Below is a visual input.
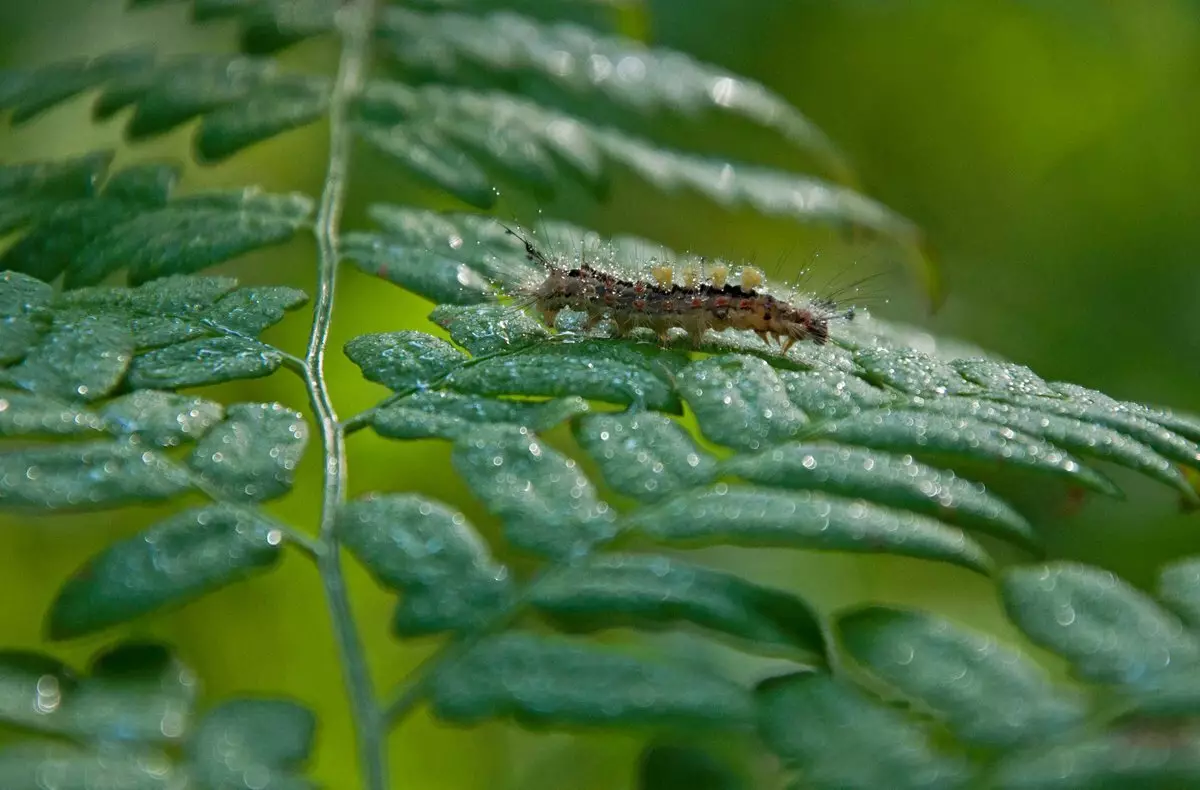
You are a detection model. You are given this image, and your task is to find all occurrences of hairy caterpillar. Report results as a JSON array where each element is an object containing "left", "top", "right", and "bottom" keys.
[{"left": 503, "top": 226, "right": 862, "bottom": 353}]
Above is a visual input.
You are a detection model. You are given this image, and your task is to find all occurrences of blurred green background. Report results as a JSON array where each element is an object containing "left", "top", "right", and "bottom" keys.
[{"left": 2, "top": 0, "right": 1199, "bottom": 787}]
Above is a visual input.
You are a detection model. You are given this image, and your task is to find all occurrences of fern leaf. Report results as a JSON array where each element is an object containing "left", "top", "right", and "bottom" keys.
[
  {"left": 531, "top": 554, "right": 826, "bottom": 657},
  {"left": 371, "top": 390, "right": 587, "bottom": 441},
  {"left": 375, "top": 8, "right": 849, "bottom": 182},
  {"left": 337, "top": 493, "right": 513, "bottom": 636},
  {"left": 837, "top": 606, "right": 1087, "bottom": 748},
  {"left": 429, "top": 632, "right": 756, "bottom": 730},
  {"left": 1002, "top": 562, "right": 1200, "bottom": 686},
  {"left": 452, "top": 425, "right": 618, "bottom": 559},
  {"left": 126, "top": 337, "right": 284, "bottom": 389},
  {"left": 47, "top": 505, "right": 284, "bottom": 639},
  {"left": 101, "top": 391, "right": 225, "bottom": 447},
  {"left": 757, "top": 671, "right": 971, "bottom": 790},
  {"left": 0, "top": 441, "right": 191, "bottom": 510},
  {"left": 188, "top": 402, "right": 308, "bottom": 502},
  {"left": 186, "top": 699, "right": 317, "bottom": 787}
]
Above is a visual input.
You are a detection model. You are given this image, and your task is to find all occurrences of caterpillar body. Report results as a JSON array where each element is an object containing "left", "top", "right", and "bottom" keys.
[{"left": 507, "top": 229, "right": 858, "bottom": 352}]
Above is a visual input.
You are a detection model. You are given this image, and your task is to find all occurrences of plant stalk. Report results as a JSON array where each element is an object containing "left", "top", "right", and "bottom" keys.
[{"left": 306, "top": 0, "right": 385, "bottom": 788}]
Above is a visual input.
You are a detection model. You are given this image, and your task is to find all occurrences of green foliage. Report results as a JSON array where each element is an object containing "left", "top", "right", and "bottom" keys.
[{"left": 2, "top": 1, "right": 1200, "bottom": 789}]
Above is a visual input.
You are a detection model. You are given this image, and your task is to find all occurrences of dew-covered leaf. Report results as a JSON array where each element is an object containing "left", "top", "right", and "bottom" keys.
[
  {"left": 7, "top": 315, "right": 132, "bottom": 402},
  {"left": 371, "top": 390, "right": 587, "bottom": 441},
  {"left": 337, "top": 493, "right": 512, "bottom": 635},
  {"left": 991, "top": 726, "right": 1200, "bottom": 790},
  {"left": 778, "top": 368, "right": 892, "bottom": 420},
  {"left": 376, "top": 9, "right": 849, "bottom": 182},
  {"left": 837, "top": 606, "right": 1086, "bottom": 748},
  {"left": 189, "top": 403, "right": 307, "bottom": 502},
  {"left": 0, "top": 390, "right": 105, "bottom": 437},
  {"left": 572, "top": 411, "right": 717, "bottom": 502},
  {"left": 811, "top": 408, "right": 1119, "bottom": 496},
  {"left": 1001, "top": 563, "right": 1200, "bottom": 686},
  {"left": 430, "top": 632, "right": 755, "bottom": 730},
  {"left": 1159, "top": 556, "right": 1200, "bottom": 631},
  {"left": 998, "top": 391, "right": 1200, "bottom": 475},
  {"left": 204, "top": 285, "right": 308, "bottom": 335},
  {"left": 366, "top": 204, "right": 541, "bottom": 290},
  {"left": 721, "top": 443, "right": 1037, "bottom": 550},
  {"left": 452, "top": 425, "right": 616, "bottom": 558},
  {"left": 344, "top": 331, "right": 467, "bottom": 392},
  {"left": 951, "top": 359, "right": 1058, "bottom": 398},
  {"left": 922, "top": 398, "right": 1196, "bottom": 503},
  {"left": 126, "top": 337, "right": 284, "bottom": 389},
  {"left": 447, "top": 340, "right": 685, "bottom": 412},
  {"left": 532, "top": 553, "right": 824, "bottom": 655},
  {"left": 627, "top": 485, "right": 992, "bottom": 575},
  {"left": 430, "top": 303, "right": 551, "bottom": 356},
  {"left": 0, "top": 642, "right": 196, "bottom": 744},
  {"left": 342, "top": 232, "right": 493, "bottom": 305},
  {"left": 676, "top": 355, "right": 808, "bottom": 451},
  {"left": 357, "top": 121, "right": 497, "bottom": 208},
  {"left": 0, "top": 441, "right": 190, "bottom": 509},
  {"left": 187, "top": 699, "right": 315, "bottom": 788},
  {"left": 855, "top": 347, "right": 975, "bottom": 397},
  {"left": 101, "top": 391, "right": 224, "bottom": 447},
  {"left": 757, "top": 671, "right": 970, "bottom": 790},
  {"left": 0, "top": 151, "right": 111, "bottom": 235},
  {"left": 0, "top": 49, "right": 154, "bottom": 123},
  {"left": 0, "top": 270, "right": 52, "bottom": 364},
  {"left": 48, "top": 505, "right": 283, "bottom": 639},
  {"left": 196, "top": 76, "right": 330, "bottom": 162},
  {"left": 63, "top": 189, "right": 313, "bottom": 288},
  {"left": 0, "top": 742, "right": 180, "bottom": 790}
]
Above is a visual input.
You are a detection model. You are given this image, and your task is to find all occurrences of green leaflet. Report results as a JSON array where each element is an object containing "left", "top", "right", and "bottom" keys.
[
  {"left": 196, "top": 76, "right": 331, "bottom": 162},
  {"left": 375, "top": 8, "right": 849, "bottom": 183},
  {"left": 0, "top": 441, "right": 191, "bottom": 509},
  {"left": 0, "top": 390, "right": 106, "bottom": 437},
  {"left": 0, "top": 151, "right": 110, "bottom": 236},
  {"left": 757, "top": 672, "right": 970, "bottom": 790},
  {"left": 838, "top": 606, "right": 1086, "bottom": 748},
  {"left": 991, "top": 727, "right": 1200, "bottom": 790},
  {"left": 371, "top": 390, "right": 587, "bottom": 441},
  {"left": 0, "top": 50, "right": 154, "bottom": 124},
  {"left": 187, "top": 699, "right": 317, "bottom": 788},
  {"left": 100, "top": 391, "right": 225, "bottom": 447},
  {"left": 855, "top": 347, "right": 979, "bottom": 397},
  {"left": 531, "top": 553, "right": 825, "bottom": 656},
  {"left": 921, "top": 397, "right": 1198, "bottom": 502},
  {"left": 0, "top": 743, "right": 180, "bottom": 790},
  {"left": 357, "top": 121, "right": 497, "bottom": 209},
  {"left": 446, "top": 339, "right": 685, "bottom": 412},
  {"left": 810, "top": 408, "right": 1120, "bottom": 496},
  {"left": 452, "top": 425, "right": 617, "bottom": 559},
  {"left": 0, "top": 643, "right": 196, "bottom": 743},
  {"left": 64, "top": 189, "right": 313, "bottom": 288},
  {"left": 47, "top": 505, "right": 284, "bottom": 639},
  {"left": 1158, "top": 556, "right": 1200, "bottom": 630},
  {"left": 6, "top": 314, "right": 133, "bottom": 402},
  {"left": 778, "top": 368, "right": 892, "bottom": 419},
  {"left": 344, "top": 331, "right": 468, "bottom": 392},
  {"left": 0, "top": 270, "right": 52, "bottom": 364},
  {"left": 204, "top": 285, "right": 309, "bottom": 335},
  {"left": 676, "top": 355, "right": 808, "bottom": 451},
  {"left": 430, "top": 632, "right": 755, "bottom": 730},
  {"left": 189, "top": 403, "right": 308, "bottom": 502},
  {"left": 1001, "top": 563, "right": 1200, "bottom": 687},
  {"left": 627, "top": 485, "right": 992, "bottom": 575},
  {"left": 430, "top": 303, "right": 551, "bottom": 356},
  {"left": 572, "top": 411, "right": 717, "bottom": 502},
  {"left": 341, "top": 232, "right": 494, "bottom": 305},
  {"left": 126, "top": 337, "right": 284, "bottom": 389},
  {"left": 336, "top": 493, "right": 512, "bottom": 635},
  {"left": 366, "top": 204, "right": 541, "bottom": 291},
  {"left": 721, "top": 442, "right": 1037, "bottom": 549},
  {"left": 951, "top": 358, "right": 1059, "bottom": 398}
]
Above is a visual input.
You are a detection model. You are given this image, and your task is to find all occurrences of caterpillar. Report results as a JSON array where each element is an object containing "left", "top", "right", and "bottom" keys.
[{"left": 504, "top": 227, "right": 860, "bottom": 353}]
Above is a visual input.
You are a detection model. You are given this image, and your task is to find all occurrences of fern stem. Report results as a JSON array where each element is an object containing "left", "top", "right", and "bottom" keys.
[{"left": 304, "top": 1, "right": 386, "bottom": 789}]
